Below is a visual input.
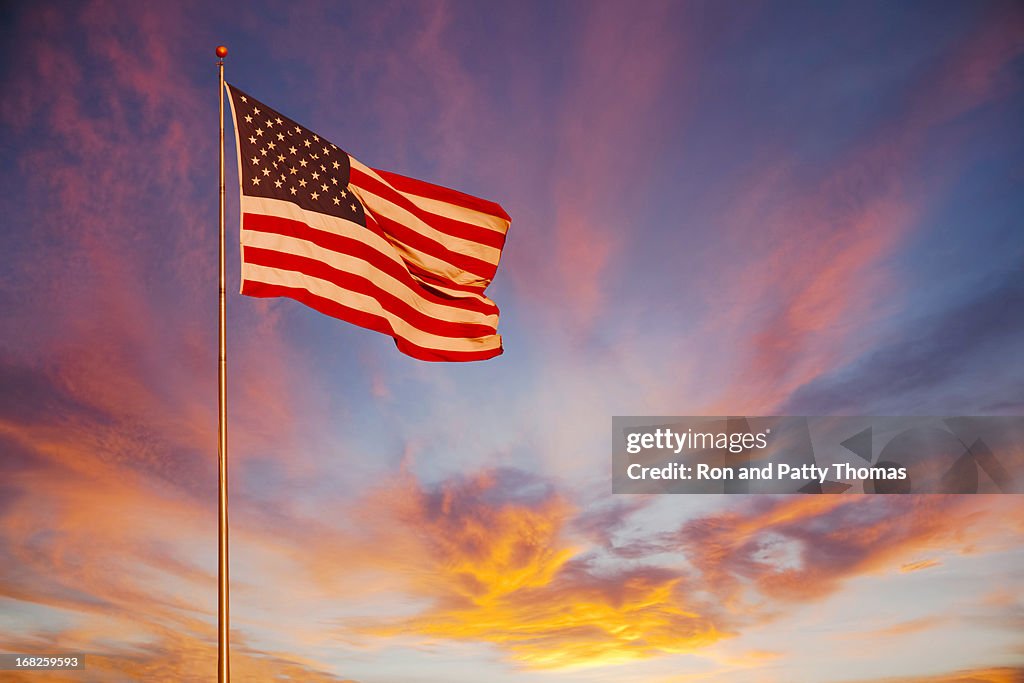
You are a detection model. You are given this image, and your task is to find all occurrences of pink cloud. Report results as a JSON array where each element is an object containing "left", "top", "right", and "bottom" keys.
[
  {"left": 699, "top": 8, "right": 1024, "bottom": 412},
  {"left": 506, "top": 2, "right": 688, "bottom": 338}
]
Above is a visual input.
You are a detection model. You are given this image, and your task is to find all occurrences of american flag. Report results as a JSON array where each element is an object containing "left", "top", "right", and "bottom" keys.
[{"left": 225, "top": 84, "right": 510, "bottom": 362}]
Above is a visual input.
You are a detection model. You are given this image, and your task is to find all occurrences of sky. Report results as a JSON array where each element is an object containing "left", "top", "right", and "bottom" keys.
[{"left": 1, "top": 1, "right": 1023, "bottom": 681}]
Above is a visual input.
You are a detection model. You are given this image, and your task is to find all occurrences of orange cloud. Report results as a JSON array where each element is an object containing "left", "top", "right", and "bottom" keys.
[
  {"left": 2, "top": 627, "right": 357, "bottom": 683},
  {"left": 0, "top": 396, "right": 364, "bottom": 681},
  {"left": 847, "top": 667, "right": 1024, "bottom": 683},
  {"left": 871, "top": 616, "right": 951, "bottom": 638},
  {"left": 900, "top": 559, "right": 942, "bottom": 573},
  {"left": 342, "top": 470, "right": 724, "bottom": 669}
]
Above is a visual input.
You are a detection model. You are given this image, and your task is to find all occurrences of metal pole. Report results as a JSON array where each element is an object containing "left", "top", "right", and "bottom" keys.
[{"left": 216, "top": 43, "right": 230, "bottom": 683}]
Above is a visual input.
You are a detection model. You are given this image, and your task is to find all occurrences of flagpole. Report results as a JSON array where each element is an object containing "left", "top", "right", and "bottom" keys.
[{"left": 215, "top": 44, "right": 230, "bottom": 683}]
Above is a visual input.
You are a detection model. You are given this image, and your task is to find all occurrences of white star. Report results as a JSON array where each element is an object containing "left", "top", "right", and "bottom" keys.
[
  {"left": 240, "top": 95, "right": 247, "bottom": 102},
  {"left": 350, "top": 203, "right": 357, "bottom": 212},
  {"left": 256, "top": 128, "right": 264, "bottom": 136},
  {"left": 260, "top": 148, "right": 268, "bottom": 156},
  {"left": 313, "top": 134, "right": 319, "bottom": 142},
  {"left": 333, "top": 196, "right": 340, "bottom": 205},
  {"left": 274, "top": 179, "right": 282, "bottom": 188},
  {"left": 253, "top": 107, "right": 261, "bottom": 115},
  {"left": 266, "top": 119, "right": 274, "bottom": 128},
  {"left": 311, "top": 153, "right": 319, "bottom": 160},
  {"left": 303, "top": 139, "right": 312, "bottom": 147},
  {"left": 299, "top": 159, "right": 308, "bottom": 167},
  {"left": 290, "top": 167, "right": 297, "bottom": 174},
  {"left": 277, "top": 133, "right": 285, "bottom": 141},
  {"left": 267, "top": 141, "right": 276, "bottom": 149},
  {"left": 294, "top": 126, "right": 301, "bottom": 133},
  {"left": 311, "top": 172, "right": 319, "bottom": 180},
  {"left": 323, "top": 147, "right": 330, "bottom": 155},
  {"left": 311, "top": 191, "right": 319, "bottom": 200},
  {"left": 248, "top": 136, "right": 256, "bottom": 144},
  {"left": 289, "top": 146, "right": 297, "bottom": 155},
  {"left": 262, "top": 168, "right": 270, "bottom": 176},
  {"left": 252, "top": 177, "right": 260, "bottom": 185},
  {"left": 331, "top": 177, "right": 338, "bottom": 185},
  {"left": 299, "top": 179, "right": 307, "bottom": 187},
  {"left": 244, "top": 115, "right": 252, "bottom": 123},
  {"left": 332, "top": 161, "right": 340, "bottom": 169},
  {"left": 276, "top": 117, "right": 283, "bottom": 125},
  {"left": 320, "top": 164, "right": 326, "bottom": 172},
  {"left": 340, "top": 189, "right": 347, "bottom": 198},
  {"left": 251, "top": 157, "right": 259, "bottom": 165},
  {"left": 290, "top": 187, "right": 297, "bottom": 195},
  {"left": 277, "top": 154, "right": 285, "bottom": 162},
  {"left": 321, "top": 183, "right": 328, "bottom": 191}
]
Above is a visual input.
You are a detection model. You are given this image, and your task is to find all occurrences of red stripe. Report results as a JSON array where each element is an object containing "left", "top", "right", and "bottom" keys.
[
  {"left": 243, "top": 246, "right": 497, "bottom": 339},
  {"left": 243, "top": 212, "right": 498, "bottom": 316},
  {"left": 374, "top": 168, "right": 511, "bottom": 222},
  {"left": 242, "top": 280, "right": 503, "bottom": 362},
  {"left": 350, "top": 167, "right": 507, "bottom": 249}
]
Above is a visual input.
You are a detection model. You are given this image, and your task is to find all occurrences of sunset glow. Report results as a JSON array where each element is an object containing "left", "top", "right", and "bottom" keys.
[{"left": 1, "top": 1, "right": 1023, "bottom": 681}]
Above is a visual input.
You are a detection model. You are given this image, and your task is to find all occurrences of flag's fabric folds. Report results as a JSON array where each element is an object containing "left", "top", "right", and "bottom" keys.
[{"left": 225, "top": 84, "right": 510, "bottom": 361}]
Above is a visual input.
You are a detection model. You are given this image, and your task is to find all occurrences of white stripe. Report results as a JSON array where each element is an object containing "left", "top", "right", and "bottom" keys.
[
  {"left": 242, "top": 264, "right": 502, "bottom": 353},
  {"left": 242, "top": 230, "right": 499, "bottom": 328},
  {"left": 242, "top": 195, "right": 494, "bottom": 293},
  {"left": 349, "top": 158, "right": 502, "bottom": 264}
]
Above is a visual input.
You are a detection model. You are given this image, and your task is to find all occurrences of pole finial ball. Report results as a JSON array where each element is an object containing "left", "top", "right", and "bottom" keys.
[{"left": 216, "top": 45, "right": 228, "bottom": 58}]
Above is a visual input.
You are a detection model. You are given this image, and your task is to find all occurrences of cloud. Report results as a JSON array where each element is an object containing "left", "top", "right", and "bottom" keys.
[
  {"left": 324, "top": 473, "right": 1024, "bottom": 670},
  {"left": 4, "top": 367, "right": 1023, "bottom": 676},
  {"left": 870, "top": 616, "right": 951, "bottom": 638},
  {"left": 2, "top": 627, "right": 357, "bottom": 683},
  {"left": 340, "top": 469, "right": 723, "bottom": 670},
  {"left": 846, "top": 667, "right": 1024, "bottom": 683},
  {"left": 900, "top": 559, "right": 943, "bottom": 574},
  {"left": 0, "top": 360, "right": 366, "bottom": 681},
  {"left": 654, "top": 495, "right": 1024, "bottom": 619},
  {"left": 506, "top": 1, "right": 688, "bottom": 339},
  {"left": 783, "top": 273, "right": 1024, "bottom": 414},
  {"left": 700, "top": 5, "right": 1024, "bottom": 413}
]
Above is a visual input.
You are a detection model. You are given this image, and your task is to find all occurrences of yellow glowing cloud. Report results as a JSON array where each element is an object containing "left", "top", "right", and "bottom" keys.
[{"left": 351, "top": 471, "right": 725, "bottom": 669}]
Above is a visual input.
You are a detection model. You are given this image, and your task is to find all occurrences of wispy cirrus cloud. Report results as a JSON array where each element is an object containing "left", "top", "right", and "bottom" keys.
[
  {"left": 699, "top": 5, "right": 1024, "bottom": 413},
  {"left": 504, "top": 1, "right": 689, "bottom": 339}
]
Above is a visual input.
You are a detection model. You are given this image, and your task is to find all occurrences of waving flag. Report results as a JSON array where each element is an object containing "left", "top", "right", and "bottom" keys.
[{"left": 225, "top": 84, "right": 510, "bottom": 361}]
